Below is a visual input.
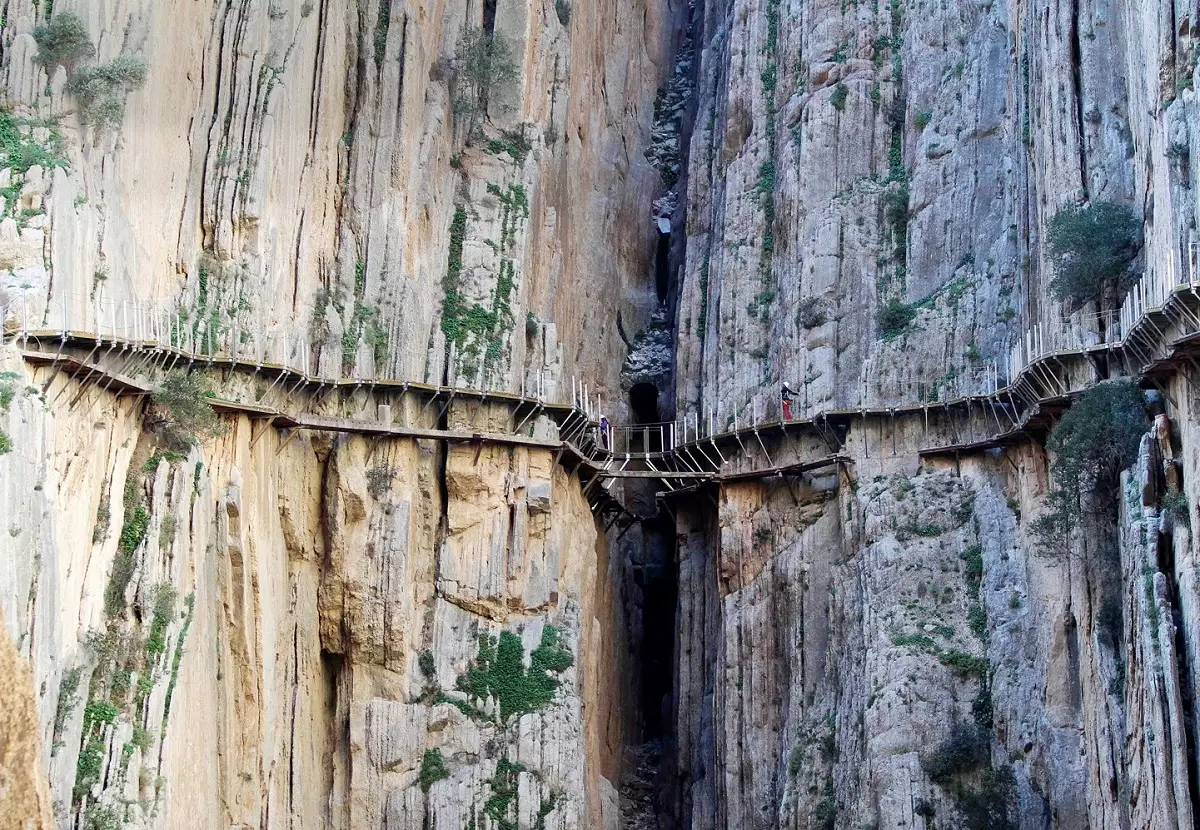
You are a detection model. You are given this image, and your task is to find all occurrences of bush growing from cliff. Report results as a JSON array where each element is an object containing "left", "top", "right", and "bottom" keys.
[
  {"left": 33, "top": 13, "right": 96, "bottom": 71},
  {"left": 83, "top": 803, "right": 123, "bottom": 830},
  {"left": 1046, "top": 201, "right": 1141, "bottom": 305},
  {"left": 796, "top": 297, "right": 828, "bottom": 329},
  {"left": 151, "top": 371, "right": 224, "bottom": 453},
  {"left": 829, "top": 82, "right": 848, "bottom": 111},
  {"left": 53, "top": 667, "right": 83, "bottom": 749},
  {"left": 879, "top": 298, "right": 917, "bottom": 338},
  {"left": 923, "top": 721, "right": 990, "bottom": 780},
  {"left": 66, "top": 54, "right": 149, "bottom": 129},
  {"left": 814, "top": 780, "right": 837, "bottom": 829},
  {"left": 454, "top": 28, "right": 520, "bottom": 119},
  {"left": 453, "top": 626, "right": 573, "bottom": 721},
  {"left": 418, "top": 749, "right": 449, "bottom": 791},
  {"left": 34, "top": 14, "right": 147, "bottom": 131},
  {"left": 1034, "top": 378, "right": 1148, "bottom": 547},
  {"left": 922, "top": 722, "right": 1015, "bottom": 828},
  {"left": 0, "top": 110, "right": 69, "bottom": 175}
]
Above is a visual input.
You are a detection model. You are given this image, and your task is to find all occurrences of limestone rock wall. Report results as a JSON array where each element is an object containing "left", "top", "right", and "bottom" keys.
[
  {"left": 674, "top": 0, "right": 1200, "bottom": 424},
  {"left": 673, "top": 427, "right": 1200, "bottom": 829},
  {"left": 0, "top": 0, "right": 682, "bottom": 407},
  {"left": 4, "top": 0, "right": 1200, "bottom": 828},
  {"left": 665, "top": 2, "right": 1200, "bottom": 819},
  {"left": 0, "top": 348, "right": 624, "bottom": 828}
]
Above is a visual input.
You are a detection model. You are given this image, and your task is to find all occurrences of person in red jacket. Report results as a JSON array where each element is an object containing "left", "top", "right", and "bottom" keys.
[{"left": 781, "top": 382, "right": 796, "bottom": 421}]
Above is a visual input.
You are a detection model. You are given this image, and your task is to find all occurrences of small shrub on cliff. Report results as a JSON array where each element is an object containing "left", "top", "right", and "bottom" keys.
[
  {"left": 830, "top": 82, "right": 849, "bottom": 111},
  {"left": 923, "top": 721, "right": 990, "bottom": 781},
  {"left": 796, "top": 297, "right": 828, "bottom": 329},
  {"left": 955, "top": 767, "right": 1016, "bottom": 829},
  {"left": 454, "top": 28, "right": 520, "bottom": 120},
  {"left": 1046, "top": 201, "right": 1141, "bottom": 304},
  {"left": 83, "top": 803, "right": 124, "bottom": 830},
  {"left": 418, "top": 749, "right": 449, "bottom": 791},
  {"left": 33, "top": 13, "right": 96, "bottom": 71},
  {"left": 418, "top": 649, "right": 436, "bottom": 679},
  {"left": 53, "top": 667, "right": 82, "bottom": 749},
  {"left": 1163, "top": 489, "right": 1191, "bottom": 529},
  {"left": 35, "top": 14, "right": 147, "bottom": 130},
  {"left": 105, "top": 506, "right": 146, "bottom": 617},
  {"left": 151, "top": 371, "right": 223, "bottom": 453},
  {"left": 454, "top": 625, "right": 572, "bottom": 721},
  {"left": 879, "top": 298, "right": 917, "bottom": 338},
  {"left": 814, "top": 779, "right": 837, "bottom": 829},
  {"left": 143, "top": 583, "right": 178, "bottom": 659},
  {"left": 82, "top": 700, "right": 118, "bottom": 735},
  {"left": 67, "top": 53, "right": 149, "bottom": 129},
  {"left": 1034, "top": 378, "right": 1148, "bottom": 547},
  {"left": 924, "top": 723, "right": 1015, "bottom": 827}
]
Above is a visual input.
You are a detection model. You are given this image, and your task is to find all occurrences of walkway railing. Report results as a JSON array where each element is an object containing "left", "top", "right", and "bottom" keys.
[
  {"left": 6, "top": 290, "right": 569, "bottom": 402},
  {"left": 4, "top": 289, "right": 620, "bottom": 461},
  {"left": 679, "top": 242, "right": 1200, "bottom": 448},
  {"left": 8, "top": 238, "right": 1200, "bottom": 477}
]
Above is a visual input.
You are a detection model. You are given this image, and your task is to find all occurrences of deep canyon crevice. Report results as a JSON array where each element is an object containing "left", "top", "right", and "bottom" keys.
[{"left": 1, "top": 0, "right": 1200, "bottom": 829}]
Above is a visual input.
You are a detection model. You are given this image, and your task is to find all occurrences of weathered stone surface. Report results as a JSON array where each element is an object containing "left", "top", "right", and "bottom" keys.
[
  {"left": 0, "top": 602, "right": 54, "bottom": 830},
  {"left": 0, "top": 344, "right": 625, "bottom": 828},
  {"left": 2, "top": 0, "right": 1200, "bottom": 828}
]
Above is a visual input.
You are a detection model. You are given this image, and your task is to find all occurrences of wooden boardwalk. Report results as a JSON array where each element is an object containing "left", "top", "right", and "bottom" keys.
[{"left": 9, "top": 262, "right": 1200, "bottom": 501}]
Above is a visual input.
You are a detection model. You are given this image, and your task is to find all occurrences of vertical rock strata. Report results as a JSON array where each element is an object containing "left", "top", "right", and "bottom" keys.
[
  {"left": 0, "top": 0, "right": 681, "bottom": 824},
  {"left": 1, "top": 0, "right": 1200, "bottom": 828},
  {"left": 0, "top": 357, "right": 627, "bottom": 827},
  {"left": 669, "top": 1, "right": 1200, "bottom": 827}
]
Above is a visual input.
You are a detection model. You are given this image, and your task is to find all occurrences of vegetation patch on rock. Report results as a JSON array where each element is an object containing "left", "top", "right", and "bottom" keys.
[
  {"left": 1046, "top": 201, "right": 1141, "bottom": 305},
  {"left": 1034, "top": 378, "right": 1148, "bottom": 548},
  {"left": 450, "top": 626, "right": 573, "bottom": 723}
]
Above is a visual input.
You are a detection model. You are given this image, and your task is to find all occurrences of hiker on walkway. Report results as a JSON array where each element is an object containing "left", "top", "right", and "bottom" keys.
[
  {"left": 599, "top": 415, "right": 610, "bottom": 451},
  {"left": 781, "top": 382, "right": 796, "bottom": 421}
]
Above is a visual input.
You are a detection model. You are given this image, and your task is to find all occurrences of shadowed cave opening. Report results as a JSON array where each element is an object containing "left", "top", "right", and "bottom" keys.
[{"left": 629, "top": 381, "right": 660, "bottom": 425}]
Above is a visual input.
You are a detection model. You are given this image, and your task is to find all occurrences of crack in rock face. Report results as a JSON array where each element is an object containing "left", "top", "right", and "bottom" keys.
[{"left": 2, "top": 0, "right": 1200, "bottom": 828}]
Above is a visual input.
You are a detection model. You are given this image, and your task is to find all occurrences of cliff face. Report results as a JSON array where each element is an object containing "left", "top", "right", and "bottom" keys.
[
  {"left": 3, "top": 0, "right": 1200, "bottom": 829},
  {"left": 675, "top": 0, "right": 1193, "bottom": 422},
  {"left": 0, "top": 0, "right": 679, "bottom": 826},
  {"left": 669, "top": 0, "right": 1200, "bottom": 827},
  {"left": 0, "top": 0, "right": 681, "bottom": 400},
  {"left": 0, "top": 350, "right": 638, "bottom": 828}
]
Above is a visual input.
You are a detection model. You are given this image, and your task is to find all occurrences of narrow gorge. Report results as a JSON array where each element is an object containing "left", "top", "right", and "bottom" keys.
[{"left": 1, "top": 1, "right": 1199, "bottom": 829}]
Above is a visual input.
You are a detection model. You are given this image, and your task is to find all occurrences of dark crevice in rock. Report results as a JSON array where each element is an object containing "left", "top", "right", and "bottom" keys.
[
  {"left": 1068, "top": 0, "right": 1090, "bottom": 201},
  {"left": 1160, "top": 520, "right": 1200, "bottom": 814},
  {"left": 655, "top": 230, "right": 672, "bottom": 303},
  {"left": 620, "top": 505, "right": 679, "bottom": 829},
  {"left": 482, "top": 0, "right": 498, "bottom": 37}
]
